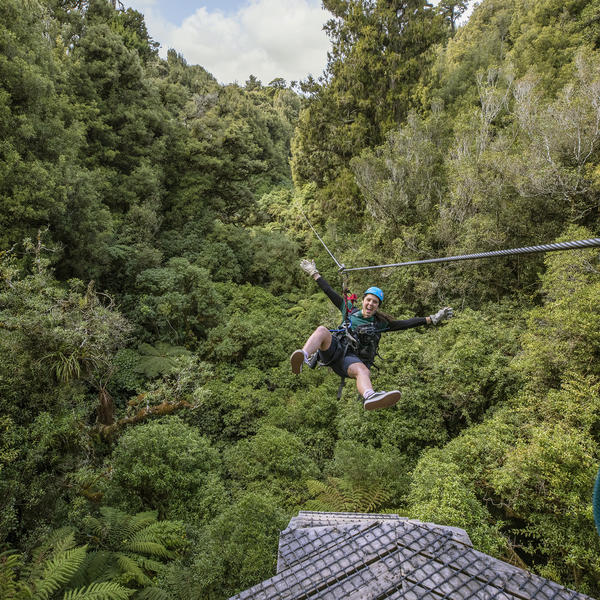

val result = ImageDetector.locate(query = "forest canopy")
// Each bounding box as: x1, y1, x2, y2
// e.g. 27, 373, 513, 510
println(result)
1, 0, 600, 598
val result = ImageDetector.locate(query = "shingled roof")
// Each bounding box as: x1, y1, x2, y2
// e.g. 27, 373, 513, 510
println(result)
229, 511, 597, 600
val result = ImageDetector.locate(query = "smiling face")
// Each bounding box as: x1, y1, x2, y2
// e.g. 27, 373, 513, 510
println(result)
362, 293, 380, 318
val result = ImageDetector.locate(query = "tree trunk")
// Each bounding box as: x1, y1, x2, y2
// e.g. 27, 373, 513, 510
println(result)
97, 386, 115, 425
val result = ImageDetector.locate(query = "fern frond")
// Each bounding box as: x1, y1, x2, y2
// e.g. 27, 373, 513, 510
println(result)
133, 586, 170, 600
32, 545, 88, 600
122, 542, 171, 560
71, 551, 113, 588
134, 559, 164, 575
127, 513, 158, 535
305, 478, 351, 512
62, 581, 133, 600
99, 507, 145, 549
363, 486, 392, 513
129, 521, 183, 549
306, 479, 329, 495
27, 529, 77, 581
49, 532, 78, 557
82, 516, 104, 540
115, 555, 151, 587
0, 550, 31, 600
97, 508, 157, 547
98, 506, 128, 524
306, 477, 392, 513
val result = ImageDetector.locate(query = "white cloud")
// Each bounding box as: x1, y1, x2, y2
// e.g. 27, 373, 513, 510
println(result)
128, 0, 331, 85
126, 0, 478, 85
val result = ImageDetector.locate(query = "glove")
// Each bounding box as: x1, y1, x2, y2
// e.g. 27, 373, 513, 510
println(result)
430, 307, 454, 325
300, 259, 319, 277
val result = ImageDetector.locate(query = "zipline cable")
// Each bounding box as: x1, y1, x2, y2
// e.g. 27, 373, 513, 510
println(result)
342, 238, 600, 273
299, 206, 345, 271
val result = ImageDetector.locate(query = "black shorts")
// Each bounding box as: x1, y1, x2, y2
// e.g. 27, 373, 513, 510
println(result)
318, 335, 364, 378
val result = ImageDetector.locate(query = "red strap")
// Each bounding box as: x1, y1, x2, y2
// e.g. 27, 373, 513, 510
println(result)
343, 290, 357, 313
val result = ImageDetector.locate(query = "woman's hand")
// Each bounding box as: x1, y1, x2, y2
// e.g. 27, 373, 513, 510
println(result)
429, 307, 454, 325
300, 259, 320, 278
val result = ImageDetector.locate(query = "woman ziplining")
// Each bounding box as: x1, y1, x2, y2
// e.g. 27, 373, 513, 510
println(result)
292, 208, 600, 410
290, 259, 454, 410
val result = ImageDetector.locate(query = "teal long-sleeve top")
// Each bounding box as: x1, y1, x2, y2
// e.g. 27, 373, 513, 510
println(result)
315, 276, 428, 332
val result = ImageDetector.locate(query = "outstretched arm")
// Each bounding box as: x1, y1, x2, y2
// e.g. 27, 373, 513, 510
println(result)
299, 259, 343, 309
315, 275, 344, 309
387, 307, 454, 331
387, 316, 428, 331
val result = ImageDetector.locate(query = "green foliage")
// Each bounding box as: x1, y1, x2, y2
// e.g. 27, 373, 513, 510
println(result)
166, 493, 288, 600
203, 283, 301, 370
109, 8, 159, 65
0, 551, 31, 600
514, 227, 600, 391
0, 409, 91, 544
507, 0, 589, 93
162, 79, 295, 227
0, 0, 81, 250
0, 244, 130, 426
403, 236, 600, 591
224, 425, 319, 508
351, 109, 450, 234
121, 343, 191, 382
129, 258, 219, 345
0, 530, 134, 600
292, 0, 449, 190
102, 417, 226, 523
34, 544, 89, 599
327, 440, 411, 505
62, 582, 133, 600
1, 510, 183, 600
73, 507, 186, 593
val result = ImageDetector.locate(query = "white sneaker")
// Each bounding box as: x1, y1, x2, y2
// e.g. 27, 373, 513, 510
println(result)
290, 349, 304, 374
363, 390, 401, 411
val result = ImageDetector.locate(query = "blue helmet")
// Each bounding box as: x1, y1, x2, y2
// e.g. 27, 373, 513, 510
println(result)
363, 286, 384, 304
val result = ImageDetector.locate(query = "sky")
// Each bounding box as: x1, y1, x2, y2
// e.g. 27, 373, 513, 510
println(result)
123, 0, 475, 86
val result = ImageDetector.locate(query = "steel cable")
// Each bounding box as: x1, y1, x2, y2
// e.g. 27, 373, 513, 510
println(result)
342, 238, 600, 273
299, 206, 345, 271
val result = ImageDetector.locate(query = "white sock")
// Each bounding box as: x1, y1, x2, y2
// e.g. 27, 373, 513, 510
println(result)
303, 349, 310, 363
363, 389, 375, 399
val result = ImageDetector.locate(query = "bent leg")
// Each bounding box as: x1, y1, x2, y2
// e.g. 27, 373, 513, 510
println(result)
346, 361, 373, 398
346, 361, 401, 410
291, 326, 332, 375
303, 325, 332, 355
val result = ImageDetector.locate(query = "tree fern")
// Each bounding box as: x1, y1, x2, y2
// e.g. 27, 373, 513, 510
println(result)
133, 586, 171, 600
126, 512, 158, 534
26, 529, 77, 582
0, 550, 31, 600
128, 520, 182, 548
305, 477, 392, 513
31, 545, 88, 600
70, 551, 115, 590
122, 542, 172, 560
62, 581, 133, 600
115, 555, 151, 587
306, 478, 351, 512
73, 508, 183, 596
134, 343, 191, 378
94, 508, 158, 549
133, 559, 163, 574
